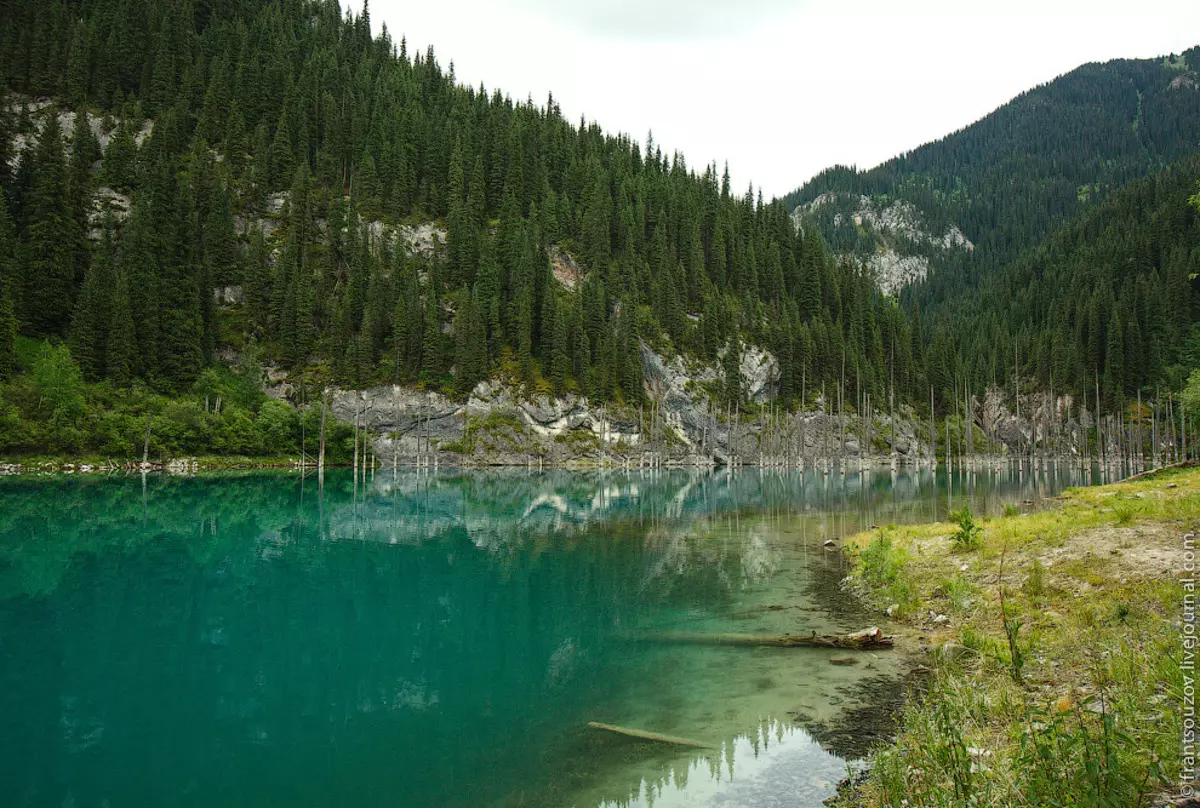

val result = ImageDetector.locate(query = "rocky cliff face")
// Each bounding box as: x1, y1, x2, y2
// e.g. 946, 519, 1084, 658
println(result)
970, 385, 1132, 458
792, 193, 973, 296
322, 369, 1146, 467
307, 342, 932, 467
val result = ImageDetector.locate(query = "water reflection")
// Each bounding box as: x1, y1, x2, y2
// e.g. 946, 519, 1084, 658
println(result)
0, 464, 1104, 808
597, 719, 847, 808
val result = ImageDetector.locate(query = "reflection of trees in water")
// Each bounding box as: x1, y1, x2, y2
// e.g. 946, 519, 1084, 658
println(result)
0, 465, 1106, 806
0, 472, 784, 807
0, 465, 1101, 603
562, 715, 846, 808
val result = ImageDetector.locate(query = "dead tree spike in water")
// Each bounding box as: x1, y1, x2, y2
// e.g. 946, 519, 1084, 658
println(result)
619, 626, 894, 650
586, 722, 716, 749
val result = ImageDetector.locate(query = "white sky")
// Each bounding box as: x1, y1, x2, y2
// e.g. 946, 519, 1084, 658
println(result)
360, 0, 1200, 199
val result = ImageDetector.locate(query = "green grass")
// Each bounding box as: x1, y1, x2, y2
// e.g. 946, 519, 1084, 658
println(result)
835, 466, 1199, 807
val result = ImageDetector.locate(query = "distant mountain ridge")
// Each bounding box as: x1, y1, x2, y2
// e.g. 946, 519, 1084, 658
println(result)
784, 47, 1200, 294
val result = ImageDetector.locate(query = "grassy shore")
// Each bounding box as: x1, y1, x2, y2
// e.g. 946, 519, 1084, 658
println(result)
835, 465, 1198, 808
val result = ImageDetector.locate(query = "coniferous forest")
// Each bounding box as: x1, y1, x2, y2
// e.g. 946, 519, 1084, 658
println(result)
785, 49, 1200, 419
0, 0, 1196, 460
0, 0, 927, 458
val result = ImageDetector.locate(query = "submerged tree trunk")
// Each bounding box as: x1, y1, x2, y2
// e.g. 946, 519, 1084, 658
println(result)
586, 722, 716, 749
619, 626, 894, 650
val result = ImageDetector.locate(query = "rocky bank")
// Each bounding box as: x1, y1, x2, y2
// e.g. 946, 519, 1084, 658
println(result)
312, 343, 935, 468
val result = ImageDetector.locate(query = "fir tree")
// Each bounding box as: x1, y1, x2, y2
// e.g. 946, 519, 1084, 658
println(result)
101, 116, 137, 191
421, 291, 442, 381
550, 300, 570, 395
0, 201, 15, 379
23, 111, 77, 337
105, 268, 135, 385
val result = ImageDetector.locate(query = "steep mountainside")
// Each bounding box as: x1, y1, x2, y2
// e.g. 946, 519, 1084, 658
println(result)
0, 0, 925, 431
920, 156, 1200, 413
785, 48, 1200, 294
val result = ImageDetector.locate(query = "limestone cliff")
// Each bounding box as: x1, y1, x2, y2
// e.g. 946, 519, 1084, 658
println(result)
298, 342, 932, 468
791, 193, 973, 296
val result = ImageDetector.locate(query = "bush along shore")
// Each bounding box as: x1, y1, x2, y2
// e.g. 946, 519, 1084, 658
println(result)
832, 464, 1198, 808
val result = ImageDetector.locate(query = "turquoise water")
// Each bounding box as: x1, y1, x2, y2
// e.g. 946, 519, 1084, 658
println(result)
0, 465, 1095, 807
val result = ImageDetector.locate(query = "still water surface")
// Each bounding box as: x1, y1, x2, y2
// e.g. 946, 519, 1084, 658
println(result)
0, 464, 1104, 807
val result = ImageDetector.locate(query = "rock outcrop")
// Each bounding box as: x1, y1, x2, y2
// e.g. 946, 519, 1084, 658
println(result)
792, 193, 973, 296
293, 343, 933, 467
6, 98, 154, 171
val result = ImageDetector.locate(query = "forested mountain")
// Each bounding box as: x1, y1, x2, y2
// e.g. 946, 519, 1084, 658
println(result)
785, 49, 1200, 289
0, 0, 1196, 462
918, 156, 1200, 413
782, 48, 1200, 418
0, 0, 925, 431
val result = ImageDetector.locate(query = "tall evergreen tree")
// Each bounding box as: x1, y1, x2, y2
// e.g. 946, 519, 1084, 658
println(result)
22, 111, 76, 336
0, 201, 16, 379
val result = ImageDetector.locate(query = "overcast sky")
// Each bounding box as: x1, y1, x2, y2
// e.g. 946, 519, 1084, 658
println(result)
361, 0, 1200, 199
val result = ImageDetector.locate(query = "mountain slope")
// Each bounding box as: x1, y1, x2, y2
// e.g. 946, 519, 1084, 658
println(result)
0, 0, 925, 426
924, 155, 1200, 413
785, 48, 1200, 292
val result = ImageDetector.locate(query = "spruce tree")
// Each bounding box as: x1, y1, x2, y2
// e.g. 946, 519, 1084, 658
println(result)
101, 116, 137, 191
550, 298, 569, 394
1105, 306, 1124, 408
68, 226, 114, 380
23, 111, 76, 337
106, 269, 135, 385
476, 235, 502, 361
0, 201, 15, 380
422, 291, 442, 381
156, 166, 203, 387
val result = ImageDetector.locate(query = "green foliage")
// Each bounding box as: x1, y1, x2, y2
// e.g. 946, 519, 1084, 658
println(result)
1016, 694, 1167, 807
855, 531, 919, 615
1112, 500, 1138, 526
0, 344, 352, 461
1183, 368, 1200, 414
949, 506, 982, 551
789, 53, 1200, 417
859, 533, 906, 585
0, 0, 927, 439
1022, 558, 1046, 597
935, 574, 979, 613
1001, 605, 1025, 682
789, 53, 1200, 276
3, 0, 1195, 461
31, 342, 85, 425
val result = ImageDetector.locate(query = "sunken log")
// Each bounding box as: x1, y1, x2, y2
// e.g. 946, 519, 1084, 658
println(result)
619, 626, 894, 650
586, 722, 716, 749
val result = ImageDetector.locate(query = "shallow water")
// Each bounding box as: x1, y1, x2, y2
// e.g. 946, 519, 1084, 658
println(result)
0, 464, 1102, 807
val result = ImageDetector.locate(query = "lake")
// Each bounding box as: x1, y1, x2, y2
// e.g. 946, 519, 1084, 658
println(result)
0, 464, 1103, 807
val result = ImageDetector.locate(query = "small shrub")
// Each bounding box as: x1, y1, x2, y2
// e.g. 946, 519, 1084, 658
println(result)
961, 626, 1008, 661
949, 506, 982, 552
1002, 605, 1026, 682
1023, 559, 1046, 597
860, 533, 905, 586
1114, 602, 1131, 624
1112, 501, 1137, 526
1016, 695, 1167, 806
1003, 503, 1020, 518
857, 532, 917, 614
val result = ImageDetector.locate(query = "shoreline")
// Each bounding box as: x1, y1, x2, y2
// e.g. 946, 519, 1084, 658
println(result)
0, 453, 1153, 477
828, 464, 1197, 806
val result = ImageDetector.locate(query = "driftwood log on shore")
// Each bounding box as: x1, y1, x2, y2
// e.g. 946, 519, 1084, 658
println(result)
619, 626, 894, 650
586, 722, 716, 749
